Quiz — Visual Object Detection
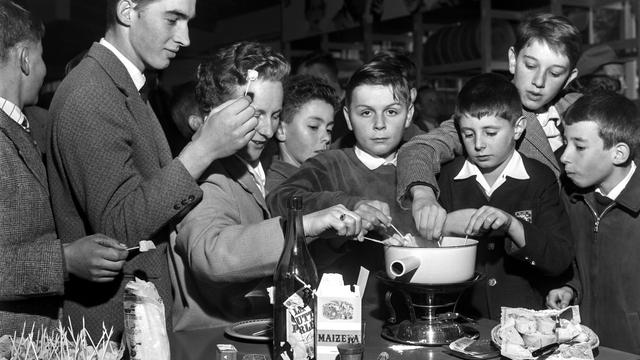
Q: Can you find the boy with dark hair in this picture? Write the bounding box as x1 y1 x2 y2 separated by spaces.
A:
398 13 582 241
267 58 416 286
437 73 573 319
547 93 640 354
266 74 340 193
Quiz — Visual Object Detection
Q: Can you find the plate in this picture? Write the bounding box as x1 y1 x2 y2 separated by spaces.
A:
225 318 273 342
490 324 599 350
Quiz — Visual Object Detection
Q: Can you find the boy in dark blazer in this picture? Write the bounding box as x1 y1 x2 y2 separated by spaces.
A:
47 0 258 339
437 74 573 319
0 1 125 336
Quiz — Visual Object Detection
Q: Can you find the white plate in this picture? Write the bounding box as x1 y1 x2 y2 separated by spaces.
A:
225 318 272 342
490 324 599 350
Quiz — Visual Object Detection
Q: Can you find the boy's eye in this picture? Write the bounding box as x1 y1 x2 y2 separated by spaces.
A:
360 110 372 117
576 145 586 151
485 131 497 137
308 125 318 131
166 17 178 25
462 132 474 138
525 62 536 70
386 109 398 116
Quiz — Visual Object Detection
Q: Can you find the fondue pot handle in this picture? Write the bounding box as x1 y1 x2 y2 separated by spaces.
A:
389 256 421 279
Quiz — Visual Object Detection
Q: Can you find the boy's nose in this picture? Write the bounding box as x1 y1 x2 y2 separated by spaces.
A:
373 115 386 129
474 138 486 150
532 70 546 88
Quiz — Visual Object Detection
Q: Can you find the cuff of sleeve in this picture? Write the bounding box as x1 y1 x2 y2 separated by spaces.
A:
398 181 440 210
61 242 69 282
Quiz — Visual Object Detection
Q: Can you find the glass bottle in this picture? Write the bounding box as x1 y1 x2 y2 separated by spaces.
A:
273 196 319 360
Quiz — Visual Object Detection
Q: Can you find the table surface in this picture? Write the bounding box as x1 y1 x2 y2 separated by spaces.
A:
170 308 639 360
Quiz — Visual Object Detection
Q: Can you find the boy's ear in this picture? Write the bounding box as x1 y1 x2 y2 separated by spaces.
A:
187 115 204 132
611 142 631 165
410 88 417 104
18 45 30 76
275 122 287 142
343 106 353 131
513 115 527 140
404 104 415 129
117 0 135 26
562 68 579 89
508 46 517 75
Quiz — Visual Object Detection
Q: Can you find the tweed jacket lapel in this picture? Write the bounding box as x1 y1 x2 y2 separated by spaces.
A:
522 110 561 174
87 43 172 166
0 111 47 188
221 156 270 216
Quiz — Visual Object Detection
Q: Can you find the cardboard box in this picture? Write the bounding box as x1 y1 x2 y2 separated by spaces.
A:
315 274 363 360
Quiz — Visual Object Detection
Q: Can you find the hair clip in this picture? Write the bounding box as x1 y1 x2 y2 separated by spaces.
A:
244 69 259 96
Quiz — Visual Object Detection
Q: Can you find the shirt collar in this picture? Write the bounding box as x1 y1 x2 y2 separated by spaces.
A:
99 38 146 91
235 155 266 197
536 105 560 126
354 146 397 170
0 97 26 128
596 161 637 200
454 151 529 197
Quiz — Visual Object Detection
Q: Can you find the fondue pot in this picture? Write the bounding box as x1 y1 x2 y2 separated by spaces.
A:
384 237 478 284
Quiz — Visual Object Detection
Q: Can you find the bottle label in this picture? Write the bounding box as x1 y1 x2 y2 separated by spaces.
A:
282 287 315 360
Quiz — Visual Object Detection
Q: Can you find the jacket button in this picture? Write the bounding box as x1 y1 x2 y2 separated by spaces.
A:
188 195 195 201
530 260 536 266
487 243 495 250
181 199 188 205
488 278 497 287
173 204 181 210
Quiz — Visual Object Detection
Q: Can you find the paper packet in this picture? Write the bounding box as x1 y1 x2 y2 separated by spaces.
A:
123 278 170 360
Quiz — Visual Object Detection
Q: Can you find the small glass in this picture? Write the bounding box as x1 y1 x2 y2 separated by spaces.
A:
337 342 364 360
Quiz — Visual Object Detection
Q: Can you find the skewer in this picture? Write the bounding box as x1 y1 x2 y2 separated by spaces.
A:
363 236 385 245
388 223 404 237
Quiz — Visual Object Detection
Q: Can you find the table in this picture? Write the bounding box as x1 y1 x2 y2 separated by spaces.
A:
170 308 639 360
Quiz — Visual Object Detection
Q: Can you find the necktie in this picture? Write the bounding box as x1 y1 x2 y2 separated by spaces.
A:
139 82 150 103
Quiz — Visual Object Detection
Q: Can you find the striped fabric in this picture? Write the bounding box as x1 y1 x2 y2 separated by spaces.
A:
0 97 30 132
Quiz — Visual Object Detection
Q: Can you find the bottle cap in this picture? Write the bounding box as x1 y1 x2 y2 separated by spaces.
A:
287 195 303 210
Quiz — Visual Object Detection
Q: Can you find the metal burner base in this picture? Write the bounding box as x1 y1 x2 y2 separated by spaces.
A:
381 319 479 346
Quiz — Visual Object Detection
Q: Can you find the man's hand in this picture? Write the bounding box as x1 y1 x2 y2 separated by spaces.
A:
546 286 575 309
410 185 446 241
303 204 363 240
179 96 258 178
353 200 391 232
63 234 128 283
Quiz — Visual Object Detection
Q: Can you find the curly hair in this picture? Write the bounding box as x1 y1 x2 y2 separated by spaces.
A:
281 74 340 124
195 41 290 114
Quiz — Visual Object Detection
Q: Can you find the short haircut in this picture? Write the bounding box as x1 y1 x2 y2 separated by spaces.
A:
0 1 44 63
106 0 157 27
454 73 522 124
344 59 411 108
169 81 200 138
195 41 290 114
370 49 417 89
281 74 340 124
564 92 640 157
513 13 582 69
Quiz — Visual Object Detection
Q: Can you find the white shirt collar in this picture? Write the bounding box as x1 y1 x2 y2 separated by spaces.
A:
99 38 146 91
236 155 266 197
596 161 636 200
0 97 27 129
454 151 530 197
354 146 397 170
537 105 563 152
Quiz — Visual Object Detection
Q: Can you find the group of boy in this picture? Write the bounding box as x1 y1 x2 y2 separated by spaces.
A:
2 0 640 356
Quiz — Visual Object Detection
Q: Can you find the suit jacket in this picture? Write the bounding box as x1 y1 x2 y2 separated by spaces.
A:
47 43 203 339
0 111 64 336
169 157 284 331
396 92 582 206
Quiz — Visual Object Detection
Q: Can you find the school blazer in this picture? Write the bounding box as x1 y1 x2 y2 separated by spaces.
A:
0 111 65 336
47 42 202 339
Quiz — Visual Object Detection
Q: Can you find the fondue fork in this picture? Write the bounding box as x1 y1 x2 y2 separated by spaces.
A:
363 236 385 245
388 223 404 238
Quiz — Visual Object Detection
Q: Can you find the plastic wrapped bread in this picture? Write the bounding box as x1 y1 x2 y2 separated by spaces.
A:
123 278 170 360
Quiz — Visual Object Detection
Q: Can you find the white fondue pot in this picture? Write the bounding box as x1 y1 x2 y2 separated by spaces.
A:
384 237 478 284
